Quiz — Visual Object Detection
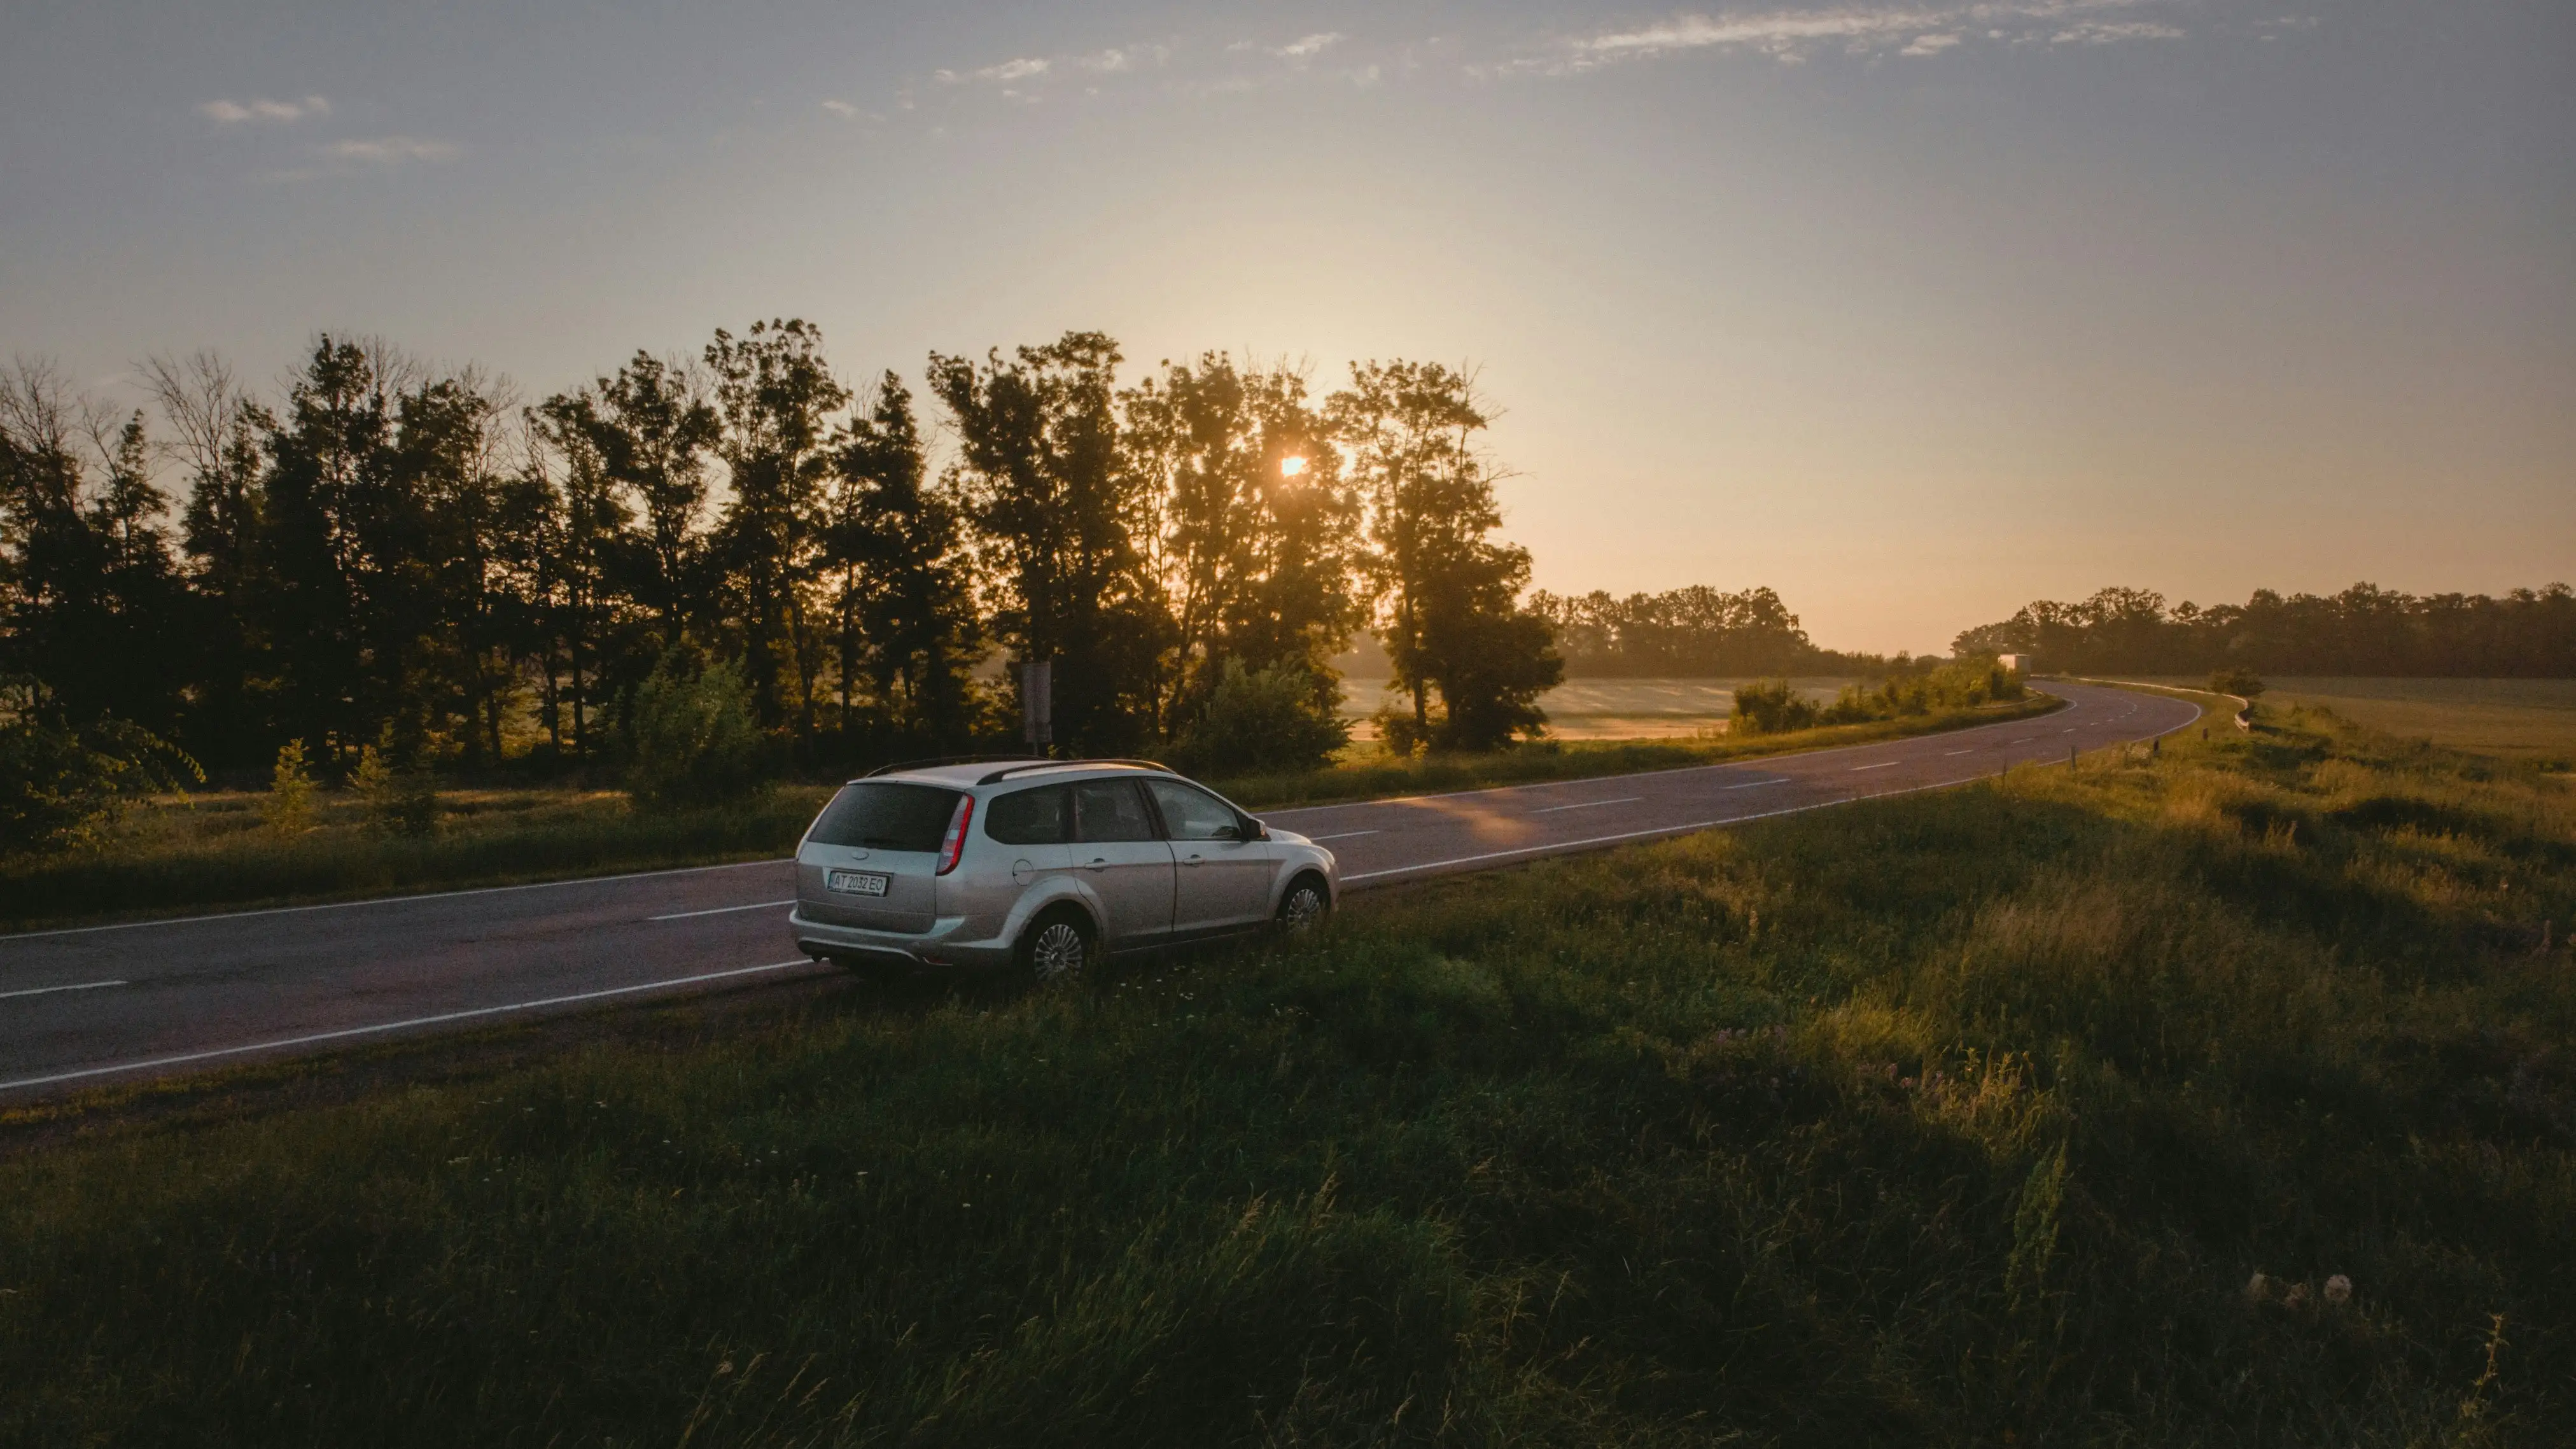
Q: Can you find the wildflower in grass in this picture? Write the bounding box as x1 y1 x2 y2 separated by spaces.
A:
2325 1274 2353 1306
2284 1283 2309 1309
2245 1271 2270 1303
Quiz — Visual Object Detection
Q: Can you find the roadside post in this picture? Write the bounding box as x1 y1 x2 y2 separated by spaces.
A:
1020 658 1054 757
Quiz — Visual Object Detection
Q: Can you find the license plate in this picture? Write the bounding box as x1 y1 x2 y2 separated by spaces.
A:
827 869 890 897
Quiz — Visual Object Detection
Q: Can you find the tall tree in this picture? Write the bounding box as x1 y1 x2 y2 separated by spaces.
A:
0 363 188 734
1329 361 1560 750
584 352 717 646
524 393 636 758
1122 354 1362 727
705 319 848 738
144 352 273 765
929 332 1167 755
826 372 981 748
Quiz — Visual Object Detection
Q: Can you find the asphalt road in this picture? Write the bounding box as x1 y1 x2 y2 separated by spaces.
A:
0 680 2198 1100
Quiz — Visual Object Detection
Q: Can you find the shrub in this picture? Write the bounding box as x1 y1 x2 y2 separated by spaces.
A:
351 731 440 839
2209 666 2266 699
263 740 318 837
1729 680 1819 736
0 682 199 856
1176 659 1351 778
627 653 767 810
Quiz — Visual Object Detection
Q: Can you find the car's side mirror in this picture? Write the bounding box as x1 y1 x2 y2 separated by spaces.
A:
1238 817 1269 841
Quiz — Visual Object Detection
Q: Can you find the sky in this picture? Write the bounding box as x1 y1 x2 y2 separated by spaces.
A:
3 0 2569 654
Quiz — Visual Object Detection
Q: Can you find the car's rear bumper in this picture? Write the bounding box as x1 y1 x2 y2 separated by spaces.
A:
788 907 1014 969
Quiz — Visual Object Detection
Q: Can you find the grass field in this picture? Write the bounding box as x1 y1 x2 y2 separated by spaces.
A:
4 692 2567 1445
2138 678 2576 766
1341 677 1861 739
0 697 2056 932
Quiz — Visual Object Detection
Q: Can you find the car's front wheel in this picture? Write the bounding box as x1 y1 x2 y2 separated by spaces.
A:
1018 906 1095 985
1276 874 1331 937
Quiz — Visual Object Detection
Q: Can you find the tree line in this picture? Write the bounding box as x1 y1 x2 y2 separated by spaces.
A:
1531 585 1897 677
1954 583 2576 678
0 325 1563 802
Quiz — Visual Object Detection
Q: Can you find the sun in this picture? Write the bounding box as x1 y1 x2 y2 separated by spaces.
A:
1278 455 1309 478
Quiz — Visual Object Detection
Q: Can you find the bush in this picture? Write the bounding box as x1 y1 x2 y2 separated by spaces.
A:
1729 679 1819 736
627 653 767 810
351 731 440 839
2209 666 2266 699
0 683 199 857
263 740 318 837
1175 659 1351 778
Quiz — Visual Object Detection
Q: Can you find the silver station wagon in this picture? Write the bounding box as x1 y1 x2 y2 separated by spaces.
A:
788 759 1338 983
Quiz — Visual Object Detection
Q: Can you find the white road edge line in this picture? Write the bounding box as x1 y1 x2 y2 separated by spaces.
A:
0 979 127 1002
1723 778 1792 790
1308 830 1380 841
1263 690 2085 816
1532 797 1642 813
1944 750 1973 756
0 857 792 943
1851 761 1901 771
0 960 819 1093
648 899 796 922
1343 781 1963 883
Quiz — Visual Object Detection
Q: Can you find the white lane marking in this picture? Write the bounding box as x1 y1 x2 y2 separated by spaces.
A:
1723 778 1792 790
648 899 796 922
1532 796 1641 813
0 979 127 1002
0 959 818 1093
1308 830 1380 841
0 857 792 942
1851 761 1901 771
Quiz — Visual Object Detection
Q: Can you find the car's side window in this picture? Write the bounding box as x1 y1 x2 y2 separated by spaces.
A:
1072 780 1157 843
1145 779 1240 841
984 785 1070 844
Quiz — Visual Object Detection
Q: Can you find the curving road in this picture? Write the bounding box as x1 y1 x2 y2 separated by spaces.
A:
0 680 2197 1100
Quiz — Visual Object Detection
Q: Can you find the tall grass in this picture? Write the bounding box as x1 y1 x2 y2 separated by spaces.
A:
0 786 832 930
3 699 2566 1443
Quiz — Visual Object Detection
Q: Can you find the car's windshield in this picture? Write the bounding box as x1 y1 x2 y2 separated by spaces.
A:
806 783 962 852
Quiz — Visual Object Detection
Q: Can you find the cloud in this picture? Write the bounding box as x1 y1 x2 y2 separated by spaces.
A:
200 94 330 124
936 43 1176 88
320 136 459 164
937 56 1051 84
1522 1 2192 73
1274 32 1345 60
821 99 860 118
2050 20 2185 42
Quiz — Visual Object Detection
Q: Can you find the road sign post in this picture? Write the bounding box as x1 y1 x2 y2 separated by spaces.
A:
1020 658 1054 755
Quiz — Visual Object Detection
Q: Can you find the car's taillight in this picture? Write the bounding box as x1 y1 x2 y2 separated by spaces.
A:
937 795 974 876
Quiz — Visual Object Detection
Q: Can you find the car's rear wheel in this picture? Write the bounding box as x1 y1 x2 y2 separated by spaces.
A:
1276 874 1331 937
1019 906 1094 985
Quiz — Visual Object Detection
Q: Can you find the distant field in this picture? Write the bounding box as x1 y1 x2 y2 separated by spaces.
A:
1340 676 1858 739
2138 676 2576 762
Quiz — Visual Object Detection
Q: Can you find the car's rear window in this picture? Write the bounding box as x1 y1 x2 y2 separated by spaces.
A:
805 783 962 852
984 785 1070 844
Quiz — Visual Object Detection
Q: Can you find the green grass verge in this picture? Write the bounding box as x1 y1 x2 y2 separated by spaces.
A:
0 697 2059 932
4 696 2568 1443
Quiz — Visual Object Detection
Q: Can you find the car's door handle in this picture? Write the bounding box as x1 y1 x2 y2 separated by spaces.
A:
1182 853 1203 866
1082 857 1110 871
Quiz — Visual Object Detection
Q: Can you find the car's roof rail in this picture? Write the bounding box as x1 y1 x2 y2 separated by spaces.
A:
974 757 1177 786
860 753 1037 780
